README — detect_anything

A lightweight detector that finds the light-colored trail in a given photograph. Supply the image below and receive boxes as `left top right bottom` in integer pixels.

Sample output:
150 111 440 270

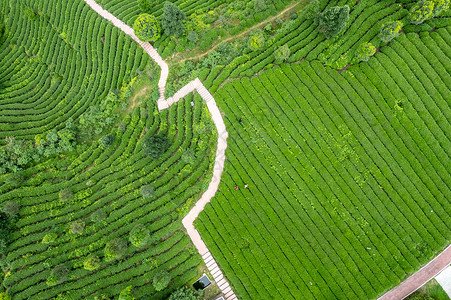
83 1 235 299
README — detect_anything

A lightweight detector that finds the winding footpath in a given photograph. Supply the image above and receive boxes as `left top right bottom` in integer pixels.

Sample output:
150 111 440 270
82 1 235 299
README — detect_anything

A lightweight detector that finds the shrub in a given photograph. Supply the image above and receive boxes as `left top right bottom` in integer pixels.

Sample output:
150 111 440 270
302 0 320 20
355 42 376 62
0 292 11 300
379 21 403 43
2 201 20 217
187 31 198 43
168 287 198 300
133 14 161 42
162 1 186 37
70 220 85 234
140 185 155 198
290 13 298 20
248 30 265 51
104 238 127 261
47 264 69 286
83 254 101 271
59 189 73 202
142 135 169 159
42 232 58 244
317 5 350 39
152 270 171 291
138 0 151 13
91 208 106 223
100 134 115 148
119 286 134 300
129 224 150 247
253 0 267 12
274 44 290 62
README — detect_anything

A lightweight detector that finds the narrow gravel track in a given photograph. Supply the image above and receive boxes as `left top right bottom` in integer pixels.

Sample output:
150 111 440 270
83 1 235 298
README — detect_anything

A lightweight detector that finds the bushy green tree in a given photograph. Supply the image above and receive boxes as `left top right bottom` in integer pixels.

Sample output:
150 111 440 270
0 292 11 300
248 30 265 51
317 5 350 39
91 208 107 223
129 224 150 247
432 0 450 16
379 21 403 43
162 2 186 37
47 264 70 286
254 0 267 12
59 189 73 202
100 134 115 148
83 254 101 271
409 0 433 24
302 0 320 19
70 220 85 234
140 185 154 198
42 232 58 244
119 286 134 300
152 270 171 291
0 212 13 255
168 287 198 300
104 238 127 261
187 31 198 43
274 44 290 62
2 201 20 218
133 14 161 42
137 0 151 13
355 42 376 62
142 135 169 159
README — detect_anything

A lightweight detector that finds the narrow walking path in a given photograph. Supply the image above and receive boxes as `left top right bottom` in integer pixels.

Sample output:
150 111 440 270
379 245 451 300
83 1 235 299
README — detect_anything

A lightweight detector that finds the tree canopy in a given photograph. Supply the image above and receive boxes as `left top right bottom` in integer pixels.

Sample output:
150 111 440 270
104 238 128 261
47 264 70 286
133 14 161 42
379 21 403 43
355 42 376 62
84 254 101 271
248 30 265 51
168 287 198 300
161 1 186 37
153 270 171 291
142 135 169 159
274 44 291 62
317 5 350 39
129 224 150 248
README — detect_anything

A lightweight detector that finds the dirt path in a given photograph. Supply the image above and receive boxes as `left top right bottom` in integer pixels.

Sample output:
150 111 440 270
378 245 451 300
172 1 303 64
129 86 150 110
83 1 234 299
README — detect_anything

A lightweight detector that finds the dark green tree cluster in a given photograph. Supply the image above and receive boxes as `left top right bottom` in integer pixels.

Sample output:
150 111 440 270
104 238 127 261
302 0 320 19
2 201 20 218
0 212 14 256
46 264 70 286
168 287 199 300
161 1 186 37
317 5 350 39
137 0 152 13
152 270 170 291
142 135 169 159
133 14 161 42
129 224 150 248
274 44 290 62
100 134 115 148
379 21 403 43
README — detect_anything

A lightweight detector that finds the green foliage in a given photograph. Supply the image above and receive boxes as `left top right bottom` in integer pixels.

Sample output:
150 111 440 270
41 232 58 244
83 254 101 271
409 0 434 24
317 5 350 39
274 44 290 62
133 14 161 42
100 134 115 148
253 0 267 12
140 185 154 198
142 135 169 159
379 21 403 43
129 224 150 247
168 287 198 300
59 189 73 202
90 209 107 223
432 0 450 16
302 0 320 20
162 2 186 38
248 30 265 51
24 7 37 20
47 264 70 286
104 238 127 261
0 212 13 255
355 42 376 62
2 201 20 218
119 286 134 300
70 220 85 234
187 31 198 44
152 270 170 291
0 292 11 300
137 0 151 13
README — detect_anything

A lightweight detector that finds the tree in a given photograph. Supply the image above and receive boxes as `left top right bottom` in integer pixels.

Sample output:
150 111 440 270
100 134 115 148
302 0 320 20
0 292 11 300
187 31 198 44
379 21 403 43
2 201 20 218
355 42 376 62
168 287 198 300
409 0 434 24
248 30 265 51
0 212 12 255
432 0 449 17
133 14 161 42
83 254 101 271
59 189 73 202
129 224 150 247
254 0 267 12
142 135 169 159
119 286 134 300
317 5 350 39
274 44 290 62
47 264 70 286
140 185 154 198
70 220 85 234
91 208 107 223
42 232 58 244
104 238 127 261
137 0 151 13
152 270 171 291
161 1 186 37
